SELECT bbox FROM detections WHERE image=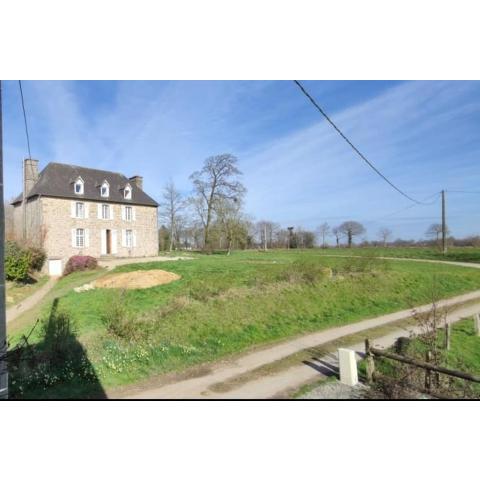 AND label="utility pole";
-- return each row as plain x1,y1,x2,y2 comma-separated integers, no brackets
263,223,267,251
441,189,447,255
0,80,8,399
287,226,294,249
